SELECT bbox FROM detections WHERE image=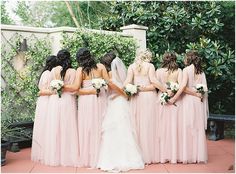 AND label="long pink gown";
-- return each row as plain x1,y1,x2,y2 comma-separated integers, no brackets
181,64,208,163
130,65,157,164
31,70,52,162
43,67,79,166
59,68,79,166
78,79,107,168
155,68,182,164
